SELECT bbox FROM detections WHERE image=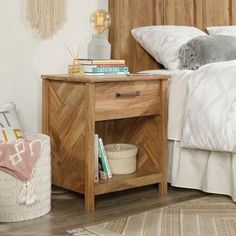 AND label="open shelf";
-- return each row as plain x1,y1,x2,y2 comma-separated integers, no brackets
95,116,164,196
95,169,162,195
